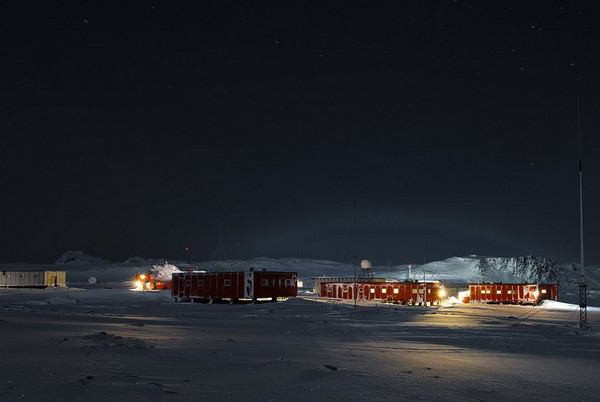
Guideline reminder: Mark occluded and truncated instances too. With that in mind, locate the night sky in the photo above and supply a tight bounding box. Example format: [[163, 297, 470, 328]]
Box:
[[2, 1, 599, 265]]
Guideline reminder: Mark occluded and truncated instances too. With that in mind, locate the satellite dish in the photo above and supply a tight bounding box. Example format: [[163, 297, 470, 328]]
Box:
[[360, 259, 372, 270], [88, 276, 97, 284]]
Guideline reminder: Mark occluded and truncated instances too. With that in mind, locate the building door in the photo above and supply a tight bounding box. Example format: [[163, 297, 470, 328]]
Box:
[[47, 275, 56, 287]]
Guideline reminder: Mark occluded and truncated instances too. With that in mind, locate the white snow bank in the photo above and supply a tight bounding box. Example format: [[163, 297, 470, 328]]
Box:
[[541, 300, 600, 312], [441, 296, 462, 306], [45, 295, 79, 305]]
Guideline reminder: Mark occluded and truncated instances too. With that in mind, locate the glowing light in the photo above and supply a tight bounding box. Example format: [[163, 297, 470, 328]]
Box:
[[438, 288, 447, 298], [139, 274, 147, 281], [134, 280, 143, 290]]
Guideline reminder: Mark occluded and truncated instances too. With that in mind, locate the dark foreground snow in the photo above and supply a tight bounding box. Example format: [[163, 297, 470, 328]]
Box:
[[1, 288, 599, 401]]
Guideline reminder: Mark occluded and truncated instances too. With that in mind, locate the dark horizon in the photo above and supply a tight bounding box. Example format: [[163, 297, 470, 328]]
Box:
[[2, 2, 599, 265]]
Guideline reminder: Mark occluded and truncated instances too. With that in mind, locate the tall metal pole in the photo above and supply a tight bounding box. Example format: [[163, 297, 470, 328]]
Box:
[[423, 270, 427, 306], [353, 200, 357, 308], [577, 96, 588, 329], [354, 256, 357, 308]]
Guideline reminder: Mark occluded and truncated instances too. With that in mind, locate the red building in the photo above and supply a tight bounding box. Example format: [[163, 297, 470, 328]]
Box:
[[317, 278, 446, 305], [466, 283, 558, 305], [172, 270, 297, 303]]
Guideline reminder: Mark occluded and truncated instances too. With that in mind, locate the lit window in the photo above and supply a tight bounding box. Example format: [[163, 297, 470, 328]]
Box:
[[393, 288, 399, 294], [370, 288, 375, 294], [412, 288, 417, 294], [497, 290, 502, 295], [381, 288, 387, 294], [224, 279, 231, 287], [507, 290, 513, 294], [541, 289, 547, 294]]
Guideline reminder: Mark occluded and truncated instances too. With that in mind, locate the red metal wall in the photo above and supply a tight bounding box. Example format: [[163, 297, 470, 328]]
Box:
[[253, 271, 297, 299], [172, 271, 297, 302], [468, 283, 558, 304], [319, 281, 444, 305]]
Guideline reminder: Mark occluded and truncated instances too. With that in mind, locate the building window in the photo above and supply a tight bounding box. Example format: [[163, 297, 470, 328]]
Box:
[[497, 290, 502, 295], [198, 280, 204, 287], [224, 279, 231, 287], [541, 289, 547, 294], [381, 288, 387, 294], [393, 288, 399, 294], [370, 288, 375, 294], [507, 290, 513, 294], [412, 288, 418, 294], [260, 279, 269, 286]]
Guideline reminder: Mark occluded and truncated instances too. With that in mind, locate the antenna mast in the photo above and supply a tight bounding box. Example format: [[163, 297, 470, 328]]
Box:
[[212, 221, 228, 261], [577, 96, 588, 329]]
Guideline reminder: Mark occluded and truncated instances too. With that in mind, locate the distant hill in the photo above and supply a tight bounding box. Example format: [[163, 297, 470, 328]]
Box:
[[55, 250, 108, 266]]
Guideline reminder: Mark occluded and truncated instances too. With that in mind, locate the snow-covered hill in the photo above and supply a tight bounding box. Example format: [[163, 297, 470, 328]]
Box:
[[55, 250, 108, 266]]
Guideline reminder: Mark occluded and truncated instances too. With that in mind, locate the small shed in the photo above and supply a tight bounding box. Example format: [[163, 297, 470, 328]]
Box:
[[0, 270, 67, 288]]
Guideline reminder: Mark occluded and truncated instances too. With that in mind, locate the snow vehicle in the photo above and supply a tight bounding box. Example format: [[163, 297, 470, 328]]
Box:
[[134, 271, 172, 291]]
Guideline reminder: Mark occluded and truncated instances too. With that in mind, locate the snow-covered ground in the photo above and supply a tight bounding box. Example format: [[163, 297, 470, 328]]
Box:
[[0, 287, 599, 401], [1, 252, 600, 400]]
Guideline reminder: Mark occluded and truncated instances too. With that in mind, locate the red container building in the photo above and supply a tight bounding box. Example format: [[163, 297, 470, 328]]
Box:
[[317, 279, 446, 305], [467, 283, 558, 305], [172, 270, 297, 303]]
